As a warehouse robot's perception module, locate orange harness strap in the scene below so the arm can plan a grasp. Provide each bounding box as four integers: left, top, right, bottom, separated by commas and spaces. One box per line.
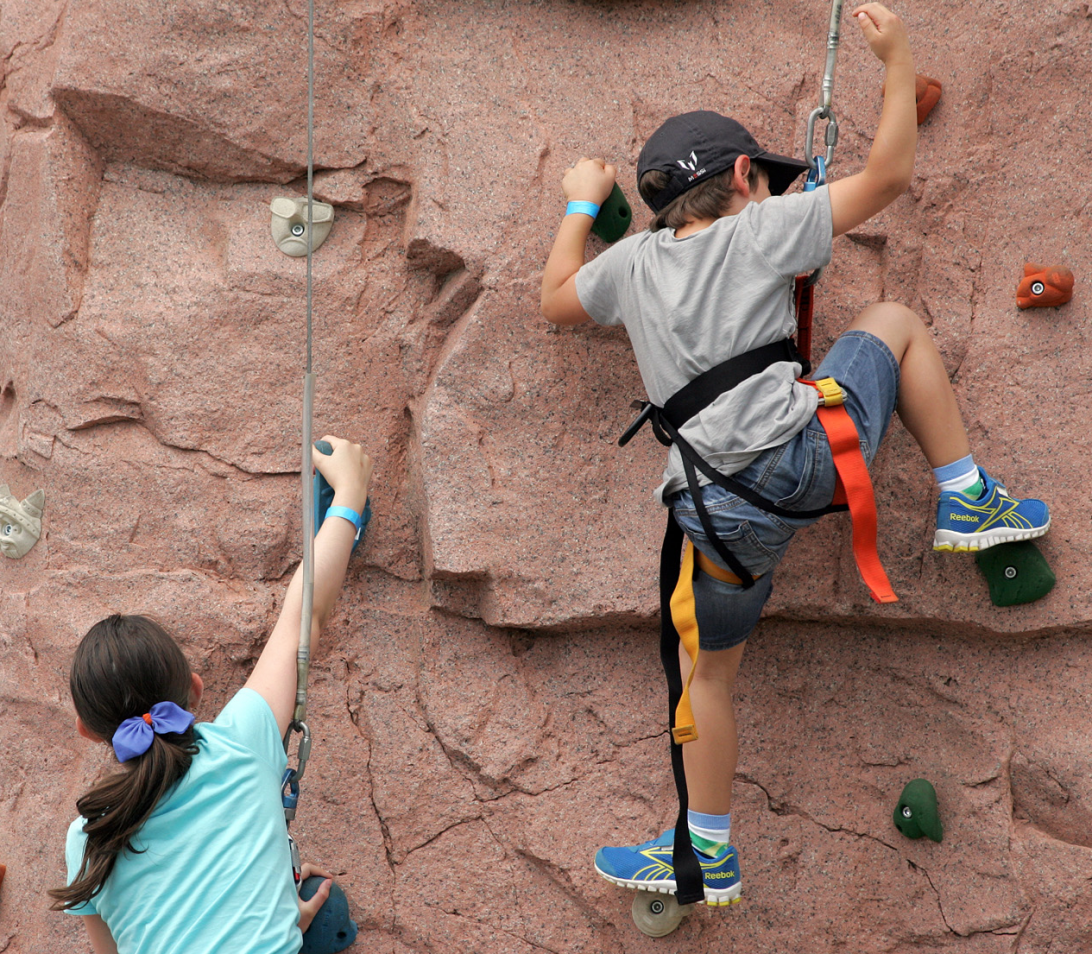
805, 377, 898, 604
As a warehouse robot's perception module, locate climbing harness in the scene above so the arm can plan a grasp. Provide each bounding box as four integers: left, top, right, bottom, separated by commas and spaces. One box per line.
281, 0, 319, 889
617, 0, 894, 908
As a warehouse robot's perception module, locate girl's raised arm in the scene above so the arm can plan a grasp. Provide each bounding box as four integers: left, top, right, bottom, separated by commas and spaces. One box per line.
245, 436, 373, 736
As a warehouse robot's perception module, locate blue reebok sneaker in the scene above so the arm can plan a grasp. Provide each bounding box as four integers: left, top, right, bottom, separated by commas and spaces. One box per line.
933, 469, 1050, 553
594, 830, 742, 907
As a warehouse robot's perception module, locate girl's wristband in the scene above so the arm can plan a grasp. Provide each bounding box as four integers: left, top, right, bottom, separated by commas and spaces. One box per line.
326, 505, 364, 532
565, 200, 600, 220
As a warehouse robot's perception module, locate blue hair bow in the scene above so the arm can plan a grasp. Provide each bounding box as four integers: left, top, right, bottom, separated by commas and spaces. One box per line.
111, 701, 195, 763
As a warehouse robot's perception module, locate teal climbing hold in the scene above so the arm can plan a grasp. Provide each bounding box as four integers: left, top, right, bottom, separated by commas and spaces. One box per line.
314, 440, 370, 553
975, 541, 1055, 607
591, 183, 632, 243
893, 778, 943, 842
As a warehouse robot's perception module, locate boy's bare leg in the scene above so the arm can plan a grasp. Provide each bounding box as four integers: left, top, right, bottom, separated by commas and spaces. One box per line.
679, 641, 746, 816
846, 302, 971, 468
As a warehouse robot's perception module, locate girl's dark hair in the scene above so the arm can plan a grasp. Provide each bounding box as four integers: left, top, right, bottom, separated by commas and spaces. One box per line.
639, 161, 768, 232
49, 615, 197, 911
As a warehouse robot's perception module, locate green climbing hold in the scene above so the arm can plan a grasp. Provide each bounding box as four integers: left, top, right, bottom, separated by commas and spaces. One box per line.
591, 183, 632, 244
893, 779, 943, 842
975, 541, 1055, 607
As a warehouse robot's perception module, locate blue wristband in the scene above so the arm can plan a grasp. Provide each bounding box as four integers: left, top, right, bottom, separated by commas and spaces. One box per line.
325, 505, 364, 533
566, 200, 600, 220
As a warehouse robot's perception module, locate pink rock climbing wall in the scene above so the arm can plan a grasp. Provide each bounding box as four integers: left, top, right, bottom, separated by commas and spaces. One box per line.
2, 0, 1091, 950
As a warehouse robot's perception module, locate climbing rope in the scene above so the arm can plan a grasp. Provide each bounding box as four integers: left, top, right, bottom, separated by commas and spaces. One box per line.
281, 0, 317, 885
796, 0, 847, 364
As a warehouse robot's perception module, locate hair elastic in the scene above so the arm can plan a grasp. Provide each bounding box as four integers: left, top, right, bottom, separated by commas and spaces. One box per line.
566, 200, 600, 220
111, 701, 195, 763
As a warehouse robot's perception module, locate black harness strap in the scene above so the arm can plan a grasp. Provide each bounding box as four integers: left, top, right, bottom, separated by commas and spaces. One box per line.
662, 339, 810, 428
660, 511, 707, 907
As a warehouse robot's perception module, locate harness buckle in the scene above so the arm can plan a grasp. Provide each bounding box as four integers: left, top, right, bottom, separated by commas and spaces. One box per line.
813, 377, 845, 407
618, 401, 654, 446
672, 723, 698, 744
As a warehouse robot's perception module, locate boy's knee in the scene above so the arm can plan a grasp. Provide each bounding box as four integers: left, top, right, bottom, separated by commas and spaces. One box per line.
858, 300, 920, 330
851, 301, 925, 356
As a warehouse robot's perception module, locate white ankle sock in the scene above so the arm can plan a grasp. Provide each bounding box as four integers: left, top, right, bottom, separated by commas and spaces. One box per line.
934, 455, 982, 497
688, 809, 731, 857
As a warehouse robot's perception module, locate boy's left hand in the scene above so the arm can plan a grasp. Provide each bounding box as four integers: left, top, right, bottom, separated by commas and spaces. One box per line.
562, 157, 616, 206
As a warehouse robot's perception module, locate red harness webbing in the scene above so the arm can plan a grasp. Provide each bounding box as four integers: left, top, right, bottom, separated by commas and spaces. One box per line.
804, 378, 898, 604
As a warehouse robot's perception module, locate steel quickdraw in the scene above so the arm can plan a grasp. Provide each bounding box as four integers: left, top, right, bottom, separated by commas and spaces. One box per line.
804, 0, 847, 182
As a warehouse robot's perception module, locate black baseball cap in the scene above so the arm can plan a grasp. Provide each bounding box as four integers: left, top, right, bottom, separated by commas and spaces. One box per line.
636, 111, 809, 212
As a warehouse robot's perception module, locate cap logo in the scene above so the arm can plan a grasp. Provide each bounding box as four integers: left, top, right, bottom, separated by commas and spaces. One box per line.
677, 151, 698, 172
676, 151, 706, 182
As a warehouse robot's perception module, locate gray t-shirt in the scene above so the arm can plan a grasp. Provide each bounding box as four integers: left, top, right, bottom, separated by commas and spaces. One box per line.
575, 185, 833, 503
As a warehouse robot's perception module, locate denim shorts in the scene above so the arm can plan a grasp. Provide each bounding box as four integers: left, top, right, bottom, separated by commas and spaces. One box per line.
669, 331, 900, 651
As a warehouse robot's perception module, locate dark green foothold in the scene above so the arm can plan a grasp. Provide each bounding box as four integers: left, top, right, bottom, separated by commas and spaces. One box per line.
975, 541, 1055, 607
893, 778, 943, 842
591, 183, 632, 243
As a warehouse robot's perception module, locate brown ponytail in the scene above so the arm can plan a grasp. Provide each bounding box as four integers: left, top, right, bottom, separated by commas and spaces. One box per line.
49, 615, 198, 911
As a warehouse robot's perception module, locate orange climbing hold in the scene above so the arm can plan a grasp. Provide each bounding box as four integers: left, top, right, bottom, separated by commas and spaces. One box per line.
914, 74, 942, 125
882, 74, 942, 124
1017, 264, 1074, 309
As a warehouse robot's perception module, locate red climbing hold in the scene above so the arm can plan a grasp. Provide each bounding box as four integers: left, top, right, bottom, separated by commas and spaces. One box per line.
1017, 264, 1074, 309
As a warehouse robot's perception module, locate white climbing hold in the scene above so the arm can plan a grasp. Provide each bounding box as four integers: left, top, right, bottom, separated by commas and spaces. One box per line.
0, 485, 44, 559
270, 196, 335, 257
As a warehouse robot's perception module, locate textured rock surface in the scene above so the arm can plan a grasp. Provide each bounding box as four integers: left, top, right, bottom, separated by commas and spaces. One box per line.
2, 0, 1092, 951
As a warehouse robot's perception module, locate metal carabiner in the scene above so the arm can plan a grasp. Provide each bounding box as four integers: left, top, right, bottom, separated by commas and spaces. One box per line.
804, 155, 826, 192
281, 719, 312, 820
281, 767, 301, 821
290, 719, 312, 778
805, 108, 839, 173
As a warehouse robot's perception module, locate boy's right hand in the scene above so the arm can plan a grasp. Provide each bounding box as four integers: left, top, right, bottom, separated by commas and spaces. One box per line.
562, 157, 617, 206
314, 436, 372, 516
853, 3, 911, 67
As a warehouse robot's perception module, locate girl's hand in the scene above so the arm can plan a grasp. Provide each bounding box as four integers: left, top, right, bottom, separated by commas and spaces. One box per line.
297, 862, 334, 934
314, 436, 373, 515
562, 157, 617, 206
853, 3, 912, 67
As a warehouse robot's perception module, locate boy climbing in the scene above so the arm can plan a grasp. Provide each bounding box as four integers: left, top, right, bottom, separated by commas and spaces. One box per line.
540, 3, 1049, 907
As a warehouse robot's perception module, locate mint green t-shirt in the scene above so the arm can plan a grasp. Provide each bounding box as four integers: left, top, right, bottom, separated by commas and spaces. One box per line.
65, 688, 302, 954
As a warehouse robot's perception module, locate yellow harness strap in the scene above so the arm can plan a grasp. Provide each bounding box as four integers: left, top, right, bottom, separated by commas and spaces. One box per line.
669, 545, 766, 743
668, 541, 701, 744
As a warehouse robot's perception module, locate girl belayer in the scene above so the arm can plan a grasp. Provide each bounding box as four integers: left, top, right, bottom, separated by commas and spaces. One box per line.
51, 436, 372, 954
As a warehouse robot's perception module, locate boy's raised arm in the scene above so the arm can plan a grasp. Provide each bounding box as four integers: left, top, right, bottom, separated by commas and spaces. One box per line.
540, 158, 617, 325
828, 3, 917, 237
245, 436, 373, 736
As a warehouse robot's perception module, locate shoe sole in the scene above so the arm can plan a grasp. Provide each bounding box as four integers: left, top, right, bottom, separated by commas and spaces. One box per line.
595, 866, 742, 907
933, 518, 1050, 553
